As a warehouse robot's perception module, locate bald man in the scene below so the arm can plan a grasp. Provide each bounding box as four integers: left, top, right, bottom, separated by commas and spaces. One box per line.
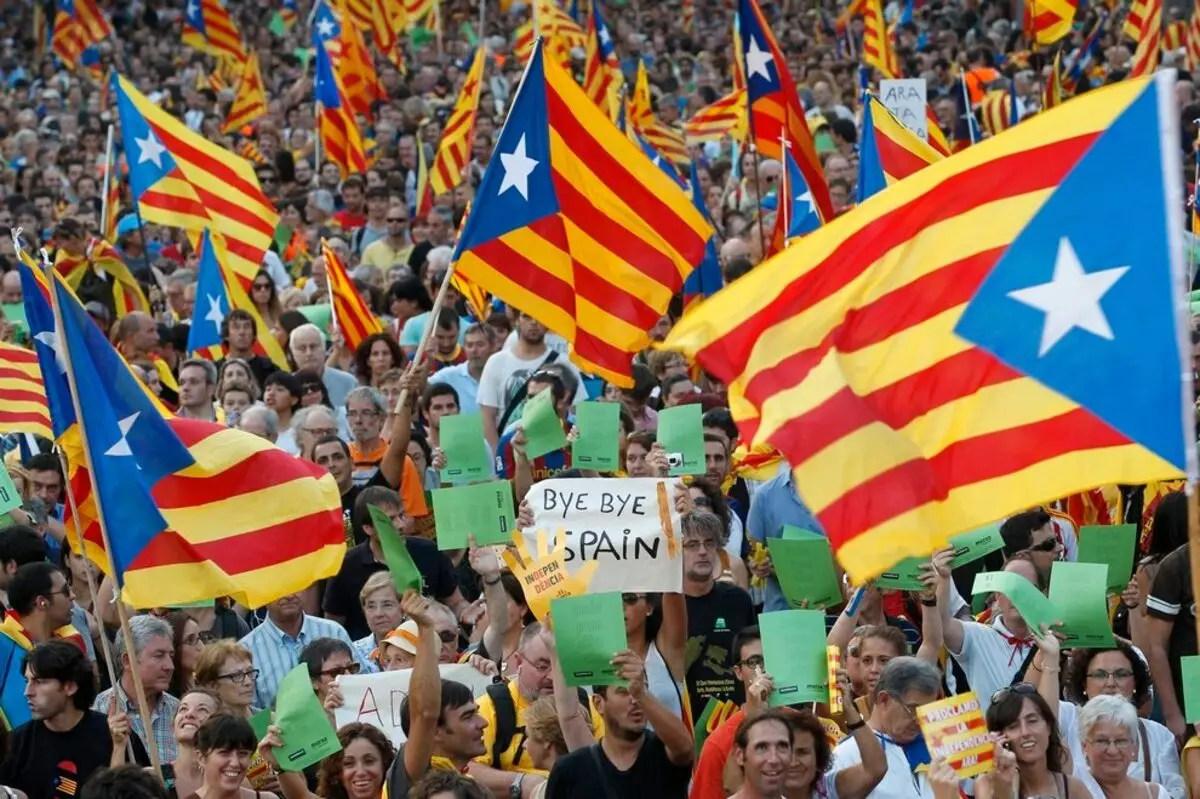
0, 271, 21, 304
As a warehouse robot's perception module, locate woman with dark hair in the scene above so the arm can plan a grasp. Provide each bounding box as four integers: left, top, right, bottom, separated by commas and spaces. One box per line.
1059, 642, 1184, 796
408, 770, 490, 799
161, 610, 203, 700
251, 269, 283, 334
984, 685, 1089, 798
260, 722, 395, 799
352, 333, 405, 387
295, 370, 334, 409
182, 714, 277, 799
385, 276, 432, 340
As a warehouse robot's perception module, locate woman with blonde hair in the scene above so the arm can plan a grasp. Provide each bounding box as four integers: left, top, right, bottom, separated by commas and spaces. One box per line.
194, 640, 260, 717
353, 571, 405, 669
523, 695, 596, 799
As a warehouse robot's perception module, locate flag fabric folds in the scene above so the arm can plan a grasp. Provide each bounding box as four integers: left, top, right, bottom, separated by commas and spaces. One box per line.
862, 0, 898, 77
182, 0, 246, 63
110, 72, 279, 291
222, 52, 267, 133
55, 237, 149, 318
857, 95, 944, 202
451, 42, 712, 386
781, 149, 822, 241
684, 89, 748, 143
314, 24, 369, 178
0, 342, 52, 439
1043, 52, 1064, 110
738, 0, 832, 221
52, 0, 111, 68
64, 419, 347, 609
323, 238, 384, 350
1130, 0, 1163, 78
582, 0, 621, 116
513, 0, 587, 63
1187, 0, 1200, 70
187, 231, 229, 360
315, 0, 382, 123
980, 87, 1017, 137
430, 48, 487, 196
629, 63, 690, 166
682, 163, 723, 311
1124, 0, 1149, 40
1022, 0, 1077, 45
664, 73, 1189, 582
50, 271, 195, 577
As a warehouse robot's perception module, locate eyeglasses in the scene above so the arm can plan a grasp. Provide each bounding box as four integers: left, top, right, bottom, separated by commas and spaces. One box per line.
304, 427, 338, 438
252, 282, 272, 291
1028, 538, 1059, 553
682, 539, 718, 551
437, 629, 459, 644
1088, 737, 1133, 751
320, 663, 361, 678
301, 384, 323, 394
991, 682, 1038, 705
217, 668, 260, 685
386, 217, 407, 224
258, 174, 278, 184
621, 593, 646, 605
1086, 668, 1134, 682
46, 585, 73, 600
738, 655, 765, 669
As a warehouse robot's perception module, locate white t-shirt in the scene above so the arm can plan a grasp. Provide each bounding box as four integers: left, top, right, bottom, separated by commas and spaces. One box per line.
503, 329, 569, 356
1058, 701, 1185, 799
948, 618, 1034, 715
476, 347, 588, 422
832, 734, 932, 799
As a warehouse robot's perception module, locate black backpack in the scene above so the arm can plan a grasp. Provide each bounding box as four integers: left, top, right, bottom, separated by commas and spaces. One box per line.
486, 681, 590, 769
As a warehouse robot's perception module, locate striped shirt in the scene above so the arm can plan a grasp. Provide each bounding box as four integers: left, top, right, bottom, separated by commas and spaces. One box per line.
239, 613, 372, 709
92, 683, 180, 765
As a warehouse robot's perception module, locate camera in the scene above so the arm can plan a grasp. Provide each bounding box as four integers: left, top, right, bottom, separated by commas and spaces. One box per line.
666, 452, 684, 469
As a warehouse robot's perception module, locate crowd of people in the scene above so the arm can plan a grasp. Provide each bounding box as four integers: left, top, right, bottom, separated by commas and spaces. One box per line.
2, 0, 1200, 797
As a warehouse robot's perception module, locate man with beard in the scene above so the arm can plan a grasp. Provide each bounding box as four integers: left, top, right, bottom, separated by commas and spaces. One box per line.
544, 649, 693, 798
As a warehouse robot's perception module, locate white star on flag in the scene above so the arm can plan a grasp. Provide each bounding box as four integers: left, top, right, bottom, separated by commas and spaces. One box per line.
794, 189, 814, 218
499, 134, 539, 201
204, 294, 225, 332
746, 38, 774, 81
136, 132, 167, 169
105, 412, 140, 458
317, 17, 335, 39
187, 0, 199, 19
34, 330, 67, 374
1007, 237, 1129, 357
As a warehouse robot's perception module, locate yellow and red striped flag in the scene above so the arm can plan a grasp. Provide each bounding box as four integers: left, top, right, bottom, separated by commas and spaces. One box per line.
925, 105, 952, 156
323, 238, 384, 349
319, 0, 382, 124
111, 72, 278, 293
1187, 0, 1200, 70
451, 41, 712, 386
1124, 0, 1149, 39
430, 47, 487, 196
51, 0, 111, 69
1023, 0, 1077, 45
683, 89, 748, 143
1129, 0, 1162, 78
449, 202, 490, 322
665, 74, 1187, 581
181, 0, 247, 63
0, 343, 52, 439
1043, 51, 1064, 110
369, 0, 408, 71
979, 88, 1016, 136
1165, 19, 1186, 50
341, 0, 373, 29
102, 152, 122, 244
54, 238, 149, 318
513, 0, 587, 62
239, 140, 266, 165
64, 419, 346, 608
862, 0, 899, 77
405, 0, 437, 27
415, 127, 435, 217
858, 94, 943, 192
222, 52, 267, 134
314, 18, 368, 178
630, 62, 690, 166
582, 0, 621, 116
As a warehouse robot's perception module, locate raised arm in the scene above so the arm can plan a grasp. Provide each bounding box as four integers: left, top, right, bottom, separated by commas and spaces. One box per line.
832, 671, 887, 799
468, 537, 512, 666
544, 626, 598, 752
401, 591, 443, 784
915, 555, 949, 664
613, 649, 693, 765
380, 363, 425, 488
933, 547, 966, 655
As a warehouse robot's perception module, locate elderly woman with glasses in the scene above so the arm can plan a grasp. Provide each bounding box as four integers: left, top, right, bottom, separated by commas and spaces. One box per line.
1078, 695, 1171, 799
194, 640, 261, 718
353, 571, 405, 669
1057, 641, 1184, 797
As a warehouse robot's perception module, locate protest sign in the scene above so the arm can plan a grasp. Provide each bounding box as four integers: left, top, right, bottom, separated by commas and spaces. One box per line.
880, 78, 928, 139
917, 692, 995, 779
334, 664, 493, 745
1077, 524, 1137, 592
524, 477, 683, 593
876, 525, 1004, 590
503, 528, 599, 621
367, 506, 422, 593
572, 401, 620, 471
971, 571, 1060, 632
1182, 656, 1200, 723
432, 480, 515, 549
274, 665, 341, 771
1049, 562, 1116, 647
760, 609, 827, 706
439, 412, 491, 484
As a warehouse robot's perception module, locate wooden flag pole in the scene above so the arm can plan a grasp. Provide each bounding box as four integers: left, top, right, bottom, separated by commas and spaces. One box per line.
479, 0, 487, 40
99, 125, 116, 239
392, 260, 458, 416
779, 131, 791, 249
748, 142, 769, 259
39, 255, 164, 781
56, 450, 135, 765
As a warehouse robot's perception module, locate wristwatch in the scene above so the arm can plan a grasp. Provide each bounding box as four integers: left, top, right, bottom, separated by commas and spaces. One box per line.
509, 774, 525, 799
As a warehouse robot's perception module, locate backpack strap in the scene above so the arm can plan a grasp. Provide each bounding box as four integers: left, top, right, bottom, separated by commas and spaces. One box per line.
487, 682, 518, 770
1138, 719, 1151, 782
495, 351, 560, 435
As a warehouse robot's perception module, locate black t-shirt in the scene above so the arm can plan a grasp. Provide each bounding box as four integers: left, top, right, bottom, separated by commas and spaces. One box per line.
1147, 543, 1195, 704
684, 582, 755, 721
341, 470, 393, 546
545, 733, 690, 799
0, 710, 130, 798
323, 541, 458, 639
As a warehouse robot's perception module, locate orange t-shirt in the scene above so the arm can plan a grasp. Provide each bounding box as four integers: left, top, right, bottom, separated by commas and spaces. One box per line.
400, 455, 429, 517
692, 709, 746, 799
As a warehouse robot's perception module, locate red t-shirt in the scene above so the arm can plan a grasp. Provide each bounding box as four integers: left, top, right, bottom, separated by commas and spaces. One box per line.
691, 709, 746, 799
332, 209, 367, 230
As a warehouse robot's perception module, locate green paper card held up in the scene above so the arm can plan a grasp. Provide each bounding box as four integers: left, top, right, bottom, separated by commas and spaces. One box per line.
972, 571, 1060, 633
550, 592, 627, 688
1048, 562, 1116, 648
273, 665, 341, 771
439, 412, 492, 485
571, 401, 620, 471
1181, 656, 1200, 723
0, 468, 21, 516
760, 609, 828, 706
769, 535, 841, 609
876, 526, 1006, 591
249, 708, 272, 740
1077, 524, 1137, 593
658, 404, 705, 476
367, 505, 423, 593
431, 480, 515, 550
521, 389, 568, 459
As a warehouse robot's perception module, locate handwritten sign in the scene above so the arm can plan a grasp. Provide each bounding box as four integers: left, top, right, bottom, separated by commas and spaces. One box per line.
917, 692, 995, 779
880, 78, 928, 140
524, 478, 683, 594
334, 665, 493, 745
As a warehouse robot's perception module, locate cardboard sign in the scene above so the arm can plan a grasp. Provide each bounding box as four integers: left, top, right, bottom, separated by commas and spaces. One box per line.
524, 478, 683, 593
917, 692, 995, 779
334, 665, 493, 745
880, 78, 928, 140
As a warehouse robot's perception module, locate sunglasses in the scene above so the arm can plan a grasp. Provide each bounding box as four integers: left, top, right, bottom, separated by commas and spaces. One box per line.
1028, 538, 1059, 553
320, 663, 361, 678
621, 593, 646, 605
252, 282, 272, 291
386, 217, 407, 223
991, 681, 1038, 705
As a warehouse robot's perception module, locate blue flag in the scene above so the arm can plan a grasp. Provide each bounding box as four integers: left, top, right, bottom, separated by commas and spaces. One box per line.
682, 162, 723, 309
187, 230, 228, 355
783, 148, 822, 240
52, 273, 195, 577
